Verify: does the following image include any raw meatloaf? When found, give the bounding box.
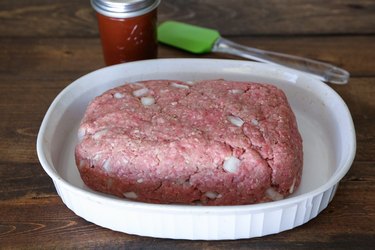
[75,79,303,205]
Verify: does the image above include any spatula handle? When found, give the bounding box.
[212,38,349,84]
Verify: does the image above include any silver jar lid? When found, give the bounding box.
[91,0,160,18]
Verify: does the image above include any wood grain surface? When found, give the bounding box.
[0,0,374,37]
[0,0,374,249]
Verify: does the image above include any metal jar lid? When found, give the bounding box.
[91,0,161,18]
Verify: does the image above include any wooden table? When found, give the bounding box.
[1,0,374,248]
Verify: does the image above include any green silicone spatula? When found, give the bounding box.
[158,21,349,84]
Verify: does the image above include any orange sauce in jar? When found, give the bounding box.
[91,0,160,66]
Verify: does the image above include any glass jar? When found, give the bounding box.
[91,0,161,65]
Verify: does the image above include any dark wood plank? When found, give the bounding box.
[160,0,375,36]
[0,38,104,80]
[0,0,97,38]
[0,163,55,201]
[332,81,375,162]
[1,36,374,79]
[0,0,374,38]
[0,162,373,249]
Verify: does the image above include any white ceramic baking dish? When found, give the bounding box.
[37,59,356,240]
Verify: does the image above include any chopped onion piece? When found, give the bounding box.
[133,82,145,87]
[77,128,86,142]
[132,87,149,97]
[289,177,297,193]
[251,119,259,125]
[185,81,195,85]
[223,156,241,173]
[229,89,244,94]
[137,178,144,183]
[102,159,111,172]
[227,115,244,127]
[266,188,284,201]
[141,96,155,106]
[114,92,124,99]
[92,129,108,140]
[124,191,138,199]
[170,82,189,89]
[205,191,219,199]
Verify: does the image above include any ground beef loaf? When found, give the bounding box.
[75,79,303,205]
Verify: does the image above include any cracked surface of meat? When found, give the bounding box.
[75,79,303,205]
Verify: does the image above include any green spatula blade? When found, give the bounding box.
[158,21,220,54]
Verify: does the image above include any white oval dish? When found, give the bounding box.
[36,59,356,240]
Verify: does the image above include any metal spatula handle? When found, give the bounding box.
[212,37,349,84]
